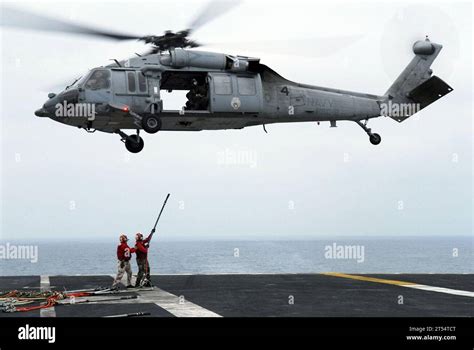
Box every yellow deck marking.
[323,272,418,286]
[322,272,474,298]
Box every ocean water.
[0,237,472,276]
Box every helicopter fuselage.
[35,40,453,154]
[35,48,383,134]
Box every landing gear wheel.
[125,135,144,153]
[142,115,161,134]
[369,133,381,145]
[356,120,381,145]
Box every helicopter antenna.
[109,59,123,67]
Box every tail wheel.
[142,115,162,134]
[369,133,382,145]
[125,135,144,153]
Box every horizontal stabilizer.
[408,75,453,109]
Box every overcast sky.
[0,0,472,241]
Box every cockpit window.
[85,69,111,90]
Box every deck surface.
[1,274,472,317]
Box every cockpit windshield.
[84,69,111,90]
[66,74,88,90]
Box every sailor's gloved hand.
[151,228,156,234]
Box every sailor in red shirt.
[112,234,135,288]
[134,228,155,287]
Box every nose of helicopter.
[35,108,51,117]
[35,92,60,118]
[35,89,80,118]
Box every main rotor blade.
[187,0,241,32]
[202,34,365,58]
[0,6,140,40]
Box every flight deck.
[0,274,472,317]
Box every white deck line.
[405,284,474,298]
[110,274,221,317]
[40,275,56,318]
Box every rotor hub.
[139,30,200,53]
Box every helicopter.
[1,2,453,153]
